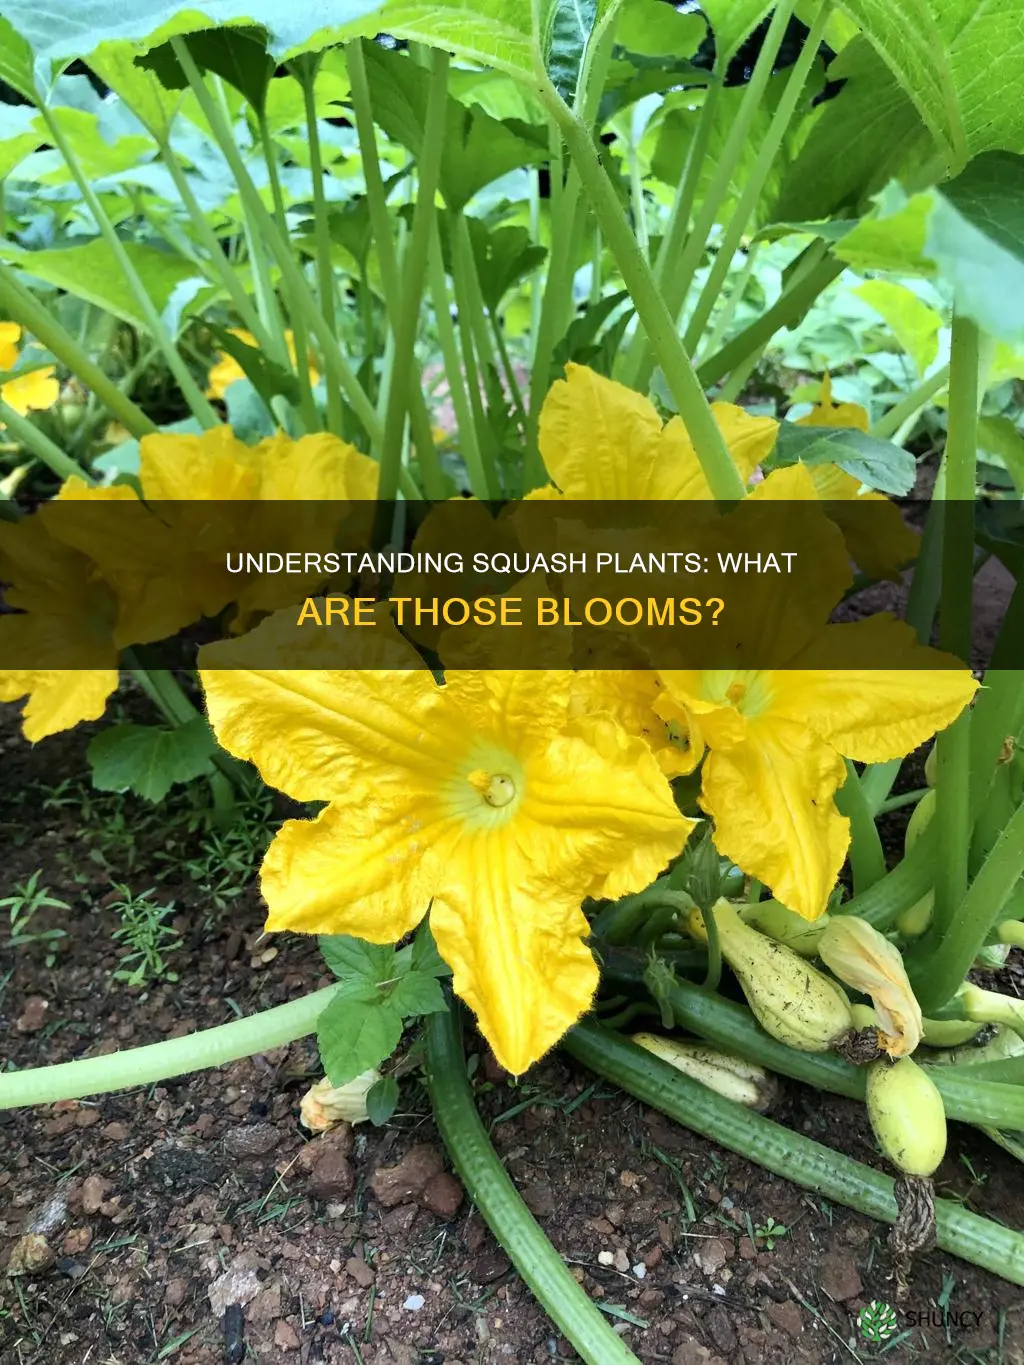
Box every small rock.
[6,1234,55,1277]
[766,1300,803,1338]
[643,1245,663,1269]
[102,1121,129,1143]
[164,1277,188,1308]
[209,1265,262,1317]
[597,1251,615,1267]
[223,1303,246,1364]
[61,1228,92,1256]
[346,1257,375,1288]
[308,1150,354,1200]
[81,1175,112,1216]
[56,1258,87,1280]
[522,1184,555,1218]
[403,1294,426,1311]
[707,1304,737,1354]
[821,1253,863,1303]
[738,1236,757,1261]
[299,1122,354,1169]
[75,1108,101,1129]
[469,1249,510,1284]
[671,1345,719,1365]
[632,1263,647,1279]
[16,997,48,1033]
[369,1145,444,1208]
[223,1123,282,1160]
[612,1249,629,1273]
[28,1191,69,1236]
[420,1172,463,1219]
[273,1319,300,1351]
[693,1237,731,1277]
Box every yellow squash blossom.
[535,363,778,499]
[818,917,923,1057]
[795,373,870,432]
[199,635,694,1075]
[0,514,119,741]
[656,615,977,920]
[0,323,58,422]
[206,329,321,400]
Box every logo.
[858,1300,899,1343]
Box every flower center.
[469,770,517,808]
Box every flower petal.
[818,916,923,1056]
[771,616,978,761]
[430,832,599,1075]
[262,799,437,940]
[0,667,118,741]
[538,363,664,498]
[699,717,850,920]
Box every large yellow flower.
[656,623,977,920]
[199,637,694,1074]
[0,323,21,370]
[535,363,778,498]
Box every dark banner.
[1,497,1019,670]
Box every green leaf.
[775,423,918,497]
[360,41,547,212]
[0,106,41,180]
[317,992,403,1088]
[467,221,547,313]
[830,186,935,275]
[411,925,451,978]
[699,0,773,67]
[10,108,154,185]
[139,27,278,112]
[366,1074,399,1125]
[319,934,396,984]
[616,0,703,58]
[87,718,216,802]
[0,16,38,100]
[0,239,206,332]
[387,972,448,1018]
[978,417,1024,497]
[940,151,1024,263]
[207,324,302,408]
[88,45,185,135]
[545,0,597,102]
[854,280,942,374]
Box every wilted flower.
[300,1071,380,1130]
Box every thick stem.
[0,987,337,1109]
[171,39,381,446]
[38,107,219,429]
[836,823,935,928]
[911,799,1024,1013]
[683,0,831,354]
[378,48,449,501]
[0,398,95,483]
[835,759,887,894]
[870,364,950,440]
[0,265,157,441]
[564,1023,1024,1285]
[538,86,746,501]
[425,1010,641,1364]
[697,254,844,388]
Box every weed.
[1,870,70,964]
[108,885,182,985]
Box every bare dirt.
[2,696,1023,1365]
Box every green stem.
[835,823,935,928]
[701,898,722,992]
[424,1010,641,1364]
[427,225,494,499]
[0,399,95,483]
[911,799,1024,1013]
[696,255,844,389]
[683,0,830,354]
[294,56,345,438]
[346,41,442,492]
[620,80,721,388]
[537,86,746,501]
[448,211,498,486]
[0,265,157,440]
[970,667,1024,819]
[0,987,336,1109]
[565,1023,1024,1285]
[633,0,800,393]
[835,759,887,894]
[870,364,950,440]
[38,107,219,429]
[489,310,528,437]
[591,886,692,945]
[876,788,930,815]
[378,48,449,501]
[170,39,381,446]
[698,241,761,362]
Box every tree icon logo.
[858,1300,899,1342]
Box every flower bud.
[818,917,923,1057]
[299,1070,380,1131]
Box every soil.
[2,696,1023,1365]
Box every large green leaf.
[0,15,37,100]
[317,990,403,1088]
[139,27,277,111]
[774,424,918,497]
[546,0,597,102]
[360,41,546,212]
[0,239,206,331]
[87,718,216,802]
[854,279,942,374]
[699,0,773,67]
[6,108,154,185]
[838,0,1024,170]
[0,106,41,180]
